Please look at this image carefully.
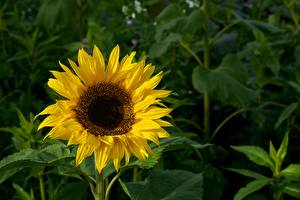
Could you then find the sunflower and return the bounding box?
[36,45,172,172]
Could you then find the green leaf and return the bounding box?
[240,19,284,33]
[125,169,203,200]
[154,4,184,41]
[126,146,165,169]
[182,9,204,33]
[269,141,277,162]
[118,178,135,200]
[283,183,300,199]
[239,41,281,80]
[0,144,73,183]
[0,168,23,184]
[288,81,300,94]
[156,4,182,24]
[125,134,209,170]
[275,103,298,129]
[281,164,300,181]
[13,183,34,200]
[36,0,75,31]
[62,42,85,51]
[231,145,274,170]
[149,33,181,58]
[159,136,212,151]
[192,54,257,107]
[276,131,289,162]
[226,168,268,180]
[233,179,271,200]
[52,181,88,200]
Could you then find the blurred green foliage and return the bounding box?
[0,0,300,199]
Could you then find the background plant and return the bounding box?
[0,0,299,199]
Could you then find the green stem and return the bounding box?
[273,191,282,200]
[290,5,300,30]
[95,170,105,200]
[209,21,239,46]
[203,0,210,142]
[209,109,246,142]
[174,118,203,131]
[105,172,121,200]
[38,173,46,200]
[133,167,139,183]
[203,94,210,141]
[179,40,203,66]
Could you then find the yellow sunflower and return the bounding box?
[36,45,172,172]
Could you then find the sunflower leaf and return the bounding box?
[192,54,257,107]
[281,164,300,182]
[13,183,34,200]
[233,179,271,200]
[124,169,203,200]
[0,143,73,183]
[226,168,268,180]
[126,146,165,169]
[51,181,88,200]
[159,136,212,151]
[274,102,298,129]
[282,183,300,199]
[231,145,274,170]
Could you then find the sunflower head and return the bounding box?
[37,45,172,172]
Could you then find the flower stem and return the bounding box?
[209,109,246,142]
[203,0,210,142]
[273,191,282,200]
[95,170,105,200]
[133,167,139,183]
[105,172,121,200]
[38,173,46,200]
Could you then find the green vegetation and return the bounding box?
[0,0,299,199]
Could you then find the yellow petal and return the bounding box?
[46,126,71,140]
[134,95,156,113]
[142,64,155,81]
[135,107,172,119]
[110,139,124,171]
[132,119,161,131]
[127,138,147,161]
[126,63,143,91]
[35,104,59,120]
[38,114,63,130]
[67,129,88,145]
[124,146,131,165]
[58,61,86,91]
[139,131,160,145]
[121,51,136,69]
[68,58,90,86]
[106,45,120,78]
[95,143,110,172]
[143,71,163,89]
[92,45,105,82]
[155,128,170,138]
[155,119,173,127]
[48,79,72,99]
[50,71,83,98]
[76,144,94,165]
[148,90,172,99]
[132,84,145,103]
[86,133,101,148]
[93,45,105,70]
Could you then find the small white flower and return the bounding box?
[185,0,199,8]
[122,5,129,15]
[134,0,142,13]
[131,12,136,19]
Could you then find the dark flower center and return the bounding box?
[88,97,123,129]
[75,83,134,136]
